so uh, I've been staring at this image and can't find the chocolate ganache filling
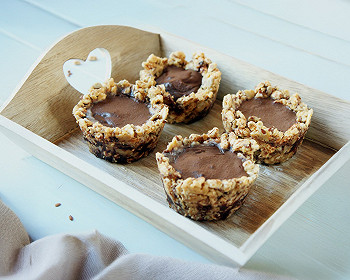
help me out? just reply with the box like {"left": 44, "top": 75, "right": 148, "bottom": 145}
{"left": 87, "top": 95, "right": 151, "bottom": 127}
{"left": 238, "top": 98, "right": 297, "bottom": 132}
{"left": 155, "top": 65, "right": 202, "bottom": 100}
{"left": 168, "top": 144, "right": 248, "bottom": 180}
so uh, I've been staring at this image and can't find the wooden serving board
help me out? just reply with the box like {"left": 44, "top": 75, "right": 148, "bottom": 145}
{"left": 1, "top": 25, "right": 350, "bottom": 267}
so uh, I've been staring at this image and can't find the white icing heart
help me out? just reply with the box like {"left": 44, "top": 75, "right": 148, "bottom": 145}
{"left": 63, "top": 48, "right": 111, "bottom": 94}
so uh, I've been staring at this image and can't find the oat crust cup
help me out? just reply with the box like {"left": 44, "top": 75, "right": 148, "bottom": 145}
{"left": 73, "top": 78, "right": 168, "bottom": 163}
{"left": 140, "top": 51, "right": 221, "bottom": 124}
{"left": 222, "top": 81, "right": 313, "bottom": 164}
{"left": 156, "top": 127, "right": 259, "bottom": 221}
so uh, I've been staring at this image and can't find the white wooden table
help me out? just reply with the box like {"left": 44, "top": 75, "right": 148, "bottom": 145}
{"left": 1, "top": 1, "right": 350, "bottom": 279}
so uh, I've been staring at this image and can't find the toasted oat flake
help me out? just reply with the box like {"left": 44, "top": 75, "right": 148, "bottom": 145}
{"left": 89, "top": 56, "right": 97, "bottom": 61}
{"left": 156, "top": 127, "right": 259, "bottom": 221}
{"left": 140, "top": 51, "right": 221, "bottom": 123}
{"left": 72, "top": 78, "right": 169, "bottom": 163}
{"left": 74, "top": 60, "right": 81, "bottom": 65}
{"left": 93, "top": 82, "right": 102, "bottom": 89}
{"left": 222, "top": 81, "right": 313, "bottom": 164}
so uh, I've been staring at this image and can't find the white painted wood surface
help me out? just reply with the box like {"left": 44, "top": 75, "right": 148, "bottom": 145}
{"left": 1, "top": 1, "right": 350, "bottom": 279}
{"left": 2, "top": 25, "right": 349, "bottom": 267}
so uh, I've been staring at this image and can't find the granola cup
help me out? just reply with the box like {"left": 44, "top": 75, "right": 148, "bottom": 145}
{"left": 140, "top": 51, "right": 221, "bottom": 123}
{"left": 222, "top": 81, "right": 313, "bottom": 164}
{"left": 156, "top": 127, "right": 259, "bottom": 221}
{"left": 73, "top": 78, "right": 168, "bottom": 163}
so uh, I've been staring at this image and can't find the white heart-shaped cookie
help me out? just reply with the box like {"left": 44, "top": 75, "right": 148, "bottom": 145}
{"left": 63, "top": 48, "right": 111, "bottom": 94}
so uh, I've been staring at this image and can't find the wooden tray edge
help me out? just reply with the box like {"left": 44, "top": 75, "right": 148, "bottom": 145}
{"left": 240, "top": 141, "right": 350, "bottom": 258}
{"left": 0, "top": 115, "right": 248, "bottom": 267}
{"left": 1, "top": 106, "right": 349, "bottom": 267}
{"left": 1, "top": 25, "right": 349, "bottom": 267}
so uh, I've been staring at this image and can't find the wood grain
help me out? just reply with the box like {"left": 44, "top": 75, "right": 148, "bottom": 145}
{"left": 0, "top": 25, "right": 160, "bottom": 143}
{"left": 160, "top": 32, "right": 350, "bottom": 150}
{"left": 56, "top": 101, "right": 335, "bottom": 247}
{"left": 0, "top": 25, "right": 349, "bottom": 265}
{"left": 2, "top": 25, "right": 349, "bottom": 148}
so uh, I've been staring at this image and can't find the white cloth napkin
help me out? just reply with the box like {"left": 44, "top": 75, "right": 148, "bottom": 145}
{"left": 0, "top": 200, "right": 294, "bottom": 280}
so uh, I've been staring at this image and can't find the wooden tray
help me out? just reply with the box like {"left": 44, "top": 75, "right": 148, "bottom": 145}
{"left": 1, "top": 25, "right": 350, "bottom": 267}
